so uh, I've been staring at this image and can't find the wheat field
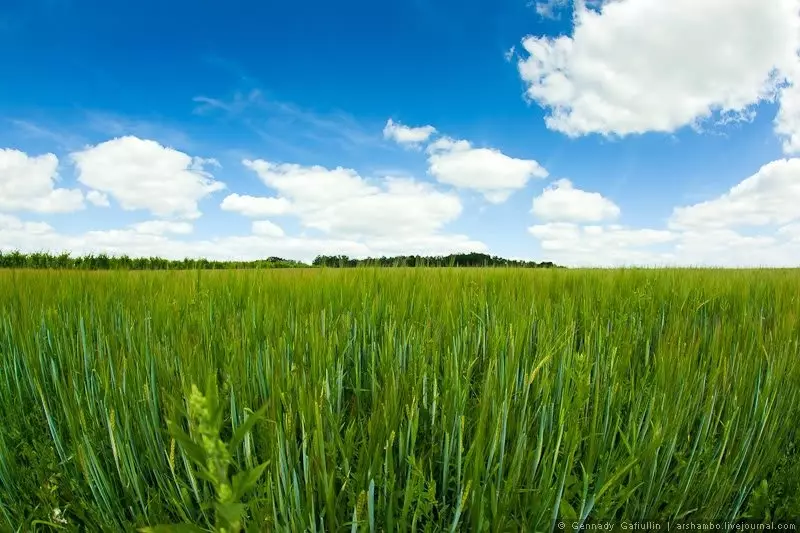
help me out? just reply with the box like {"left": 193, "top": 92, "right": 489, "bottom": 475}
{"left": 0, "top": 268, "right": 798, "bottom": 531}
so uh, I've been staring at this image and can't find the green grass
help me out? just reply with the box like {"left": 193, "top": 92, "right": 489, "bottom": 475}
{"left": 0, "top": 268, "right": 798, "bottom": 531}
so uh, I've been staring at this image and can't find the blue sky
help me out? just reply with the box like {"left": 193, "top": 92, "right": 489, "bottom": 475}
{"left": 2, "top": 0, "right": 799, "bottom": 266}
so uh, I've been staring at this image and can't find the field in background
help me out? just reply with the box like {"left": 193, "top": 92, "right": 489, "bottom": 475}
{"left": 0, "top": 268, "right": 798, "bottom": 530}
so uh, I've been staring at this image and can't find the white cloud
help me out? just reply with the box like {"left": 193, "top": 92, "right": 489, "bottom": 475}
{"left": 532, "top": 0, "right": 568, "bottom": 19}
{"left": 0, "top": 218, "right": 485, "bottom": 263}
{"left": 646, "top": 157, "right": 800, "bottom": 265}
{"left": 528, "top": 222, "right": 800, "bottom": 267}
{"left": 131, "top": 220, "right": 194, "bottom": 235}
{"left": 0, "top": 142, "right": 486, "bottom": 262}
{"left": 220, "top": 193, "right": 292, "bottom": 217}
{"left": 251, "top": 220, "right": 285, "bottom": 238}
{"left": 667, "top": 227, "right": 800, "bottom": 267}
{"left": 71, "top": 136, "right": 225, "bottom": 220}
{"left": 360, "top": 233, "right": 487, "bottom": 257}
{"left": 670, "top": 158, "right": 800, "bottom": 229}
{"left": 86, "top": 190, "right": 110, "bottom": 207}
{"left": 383, "top": 119, "right": 437, "bottom": 146}
{"left": 0, "top": 226, "right": 373, "bottom": 263}
{"left": 676, "top": 228, "right": 776, "bottom": 254}
{"left": 532, "top": 178, "right": 620, "bottom": 222}
{"left": 526, "top": 158, "right": 800, "bottom": 266}
{"left": 242, "top": 159, "right": 465, "bottom": 239}
{"left": 775, "top": 81, "right": 800, "bottom": 154}
{"left": 0, "top": 149, "right": 84, "bottom": 213}
{"left": 779, "top": 223, "right": 800, "bottom": 242}
{"left": 426, "top": 137, "right": 548, "bottom": 203}
{"left": 0, "top": 214, "right": 57, "bottom": 254}
{"left": 516, "top": 0, "right": 800, "bottom": 145}
{"left": 528, "top": 222, "right": 678, "bottom": 266}
{"left": 0, "top": 214, "right": 54, "bottom": 237}
{"left": 529, "top": 222, "right": 675, "bottom": 250}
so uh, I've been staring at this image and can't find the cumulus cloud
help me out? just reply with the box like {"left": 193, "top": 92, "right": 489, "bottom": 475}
{"left": 529, "top": 222, "right": 675, "bottom": 251}
{"left": 532, "top": 0, "right": 569, "bottom": 19}
{"left": 426, "top": 137, "right": 548, "bottom": 203}
{"left": 0, "top": 214, "right": 54, "bottom": 237}
{"left": 527, "top": 220, "right": 800, "bottom": 267}
{"left": 0, "top": 135, "right": 486, "bottom": 262}
{"left": 379, "top": 119, "right": 548, "bottom": 203}
{"left": 251, "top": 220, "right": 285, "bottom": 238}
{"left": 86, "top": 190, "right": 110, "bottom": 207}
{"left": 516, "top": 0, "right": 800, "bottom": 148}
{"left": 0, "top": 219, "right": 485, "bottom": 263}
{"left": 71, "top": 136, "right": 225, "bottom": 219}
{"left": 776, "top": 82, "right": 800, "bottom": 154}
{"left": 0, "top": 214, "right": 57, "bottom": 254}
{"left": 0, "top": 222, "right": 371, "bottom": 261}
{"left": 0, "top": 149, "right": 84, "bottom": 213}
{"left": 526, "top": 157, "right": 800, "bottom": 266}
{"left": 676, "top": 228, "right": 777, "bottom": 255}
{"left": 778, "top": 223, "right": 800, "bottom": 242}
{"left": 668, "top": 227, "right": 800, "bottom": 267}
{"left": 130, "top": 220, "right": 194, "bottom": 235}
{"left": 669, "top": 158, "right": 800, "bottom": 230}
{"left": 242, "top": 159, "right": 465, "bottom": 238}
{"left": 532, "top": 178, "right": 620, "bottom": 222}
{"left": 383, "top": 119, "right": 437, "bottom": 146}
{"left": 220, "top": 193, "right": 292, "bottom": 217}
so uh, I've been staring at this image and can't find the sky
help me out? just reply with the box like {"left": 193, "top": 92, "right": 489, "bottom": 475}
{"left": 1, "top": 0, "right": 800, "bottom": 266}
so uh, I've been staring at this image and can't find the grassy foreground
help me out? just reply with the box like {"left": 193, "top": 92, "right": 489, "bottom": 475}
{"left": 0, "top": 268, "right": 798, "bottom": 531}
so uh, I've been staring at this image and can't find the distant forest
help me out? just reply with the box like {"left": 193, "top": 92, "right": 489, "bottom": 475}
{"left": 311, "top": 253, "right": 558, "bottom": 268}
{"left": 0, "top": 251, "right": 559, "bottom": 270}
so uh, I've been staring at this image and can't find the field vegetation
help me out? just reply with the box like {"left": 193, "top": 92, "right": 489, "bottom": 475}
{"left": 0, "top": 267, "right": 798, "bottom": 531}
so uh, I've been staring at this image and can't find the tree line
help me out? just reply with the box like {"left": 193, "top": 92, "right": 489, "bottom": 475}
{"left": 311, "top": 252, "right": 558, "bottom": 268}
{"left": 0, "top": 251, "right": 304, "bottom": 270}
{"left": 0, "top": 251, "right": 559, "bottom": 270}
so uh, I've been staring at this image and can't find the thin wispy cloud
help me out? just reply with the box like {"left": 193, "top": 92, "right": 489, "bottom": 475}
{"left": 193, "top": 87, "right": 387, "bottom": 153}
{"left": 9, "top": 119, "right": 87, "bottom": 150}
{"left": 192, "top": 90, "right": 264, "bottom": 116}
{"left": 84, "top": 112, "right": 196, "bottom": 151}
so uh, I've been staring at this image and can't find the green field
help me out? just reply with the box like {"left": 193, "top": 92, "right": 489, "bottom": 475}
{"left": 1, "top": 268, "right": 798, "bottom": 531}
